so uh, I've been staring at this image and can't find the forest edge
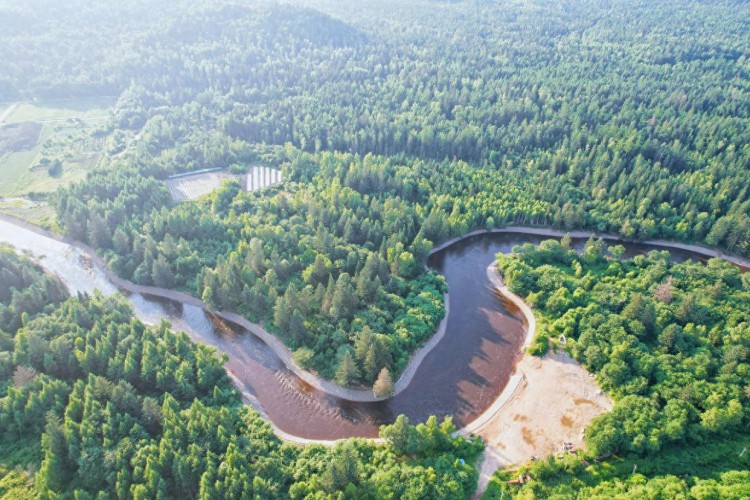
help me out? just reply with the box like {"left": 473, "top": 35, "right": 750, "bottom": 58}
{"left": 1, "top": 213, "right": 748, "bottom": 447}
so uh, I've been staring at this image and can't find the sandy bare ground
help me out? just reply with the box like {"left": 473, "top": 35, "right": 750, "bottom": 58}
{"left": 165, "top": 171, "right": 240, "bottom": 200}
{"left": 165, "top": 167, "right": 284, "bottom": 201}
{"left": 472, "top": 350, "right": 613, "bottom": 496}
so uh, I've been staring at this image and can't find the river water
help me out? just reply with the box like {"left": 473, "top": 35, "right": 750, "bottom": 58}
{"left": 0, "top": 218, "right": 742, "bottom": 440}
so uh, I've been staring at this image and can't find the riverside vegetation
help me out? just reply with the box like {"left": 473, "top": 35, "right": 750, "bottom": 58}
{"left": 36, "top": 0, "right": 748, "bottom": 388}
{"left": 0, "top": 248, "right": 482, "bottom": 498}
{"left": 485, "top": 239, "right": 750, "bottom": 498}
{"left": 2, "top": 0, "right": 750, "bottom": 496}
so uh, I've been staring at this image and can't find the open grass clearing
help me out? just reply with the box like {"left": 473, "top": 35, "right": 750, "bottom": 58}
{"left": 3, "top": 97, "right": 115, "bottom": 124}
{"left": 0, "top": 437, "right": 41, "bottom": 500}
{"left": 0, "top": 98, "right": 111, "bottom": 197}
{"left": 0, "top": 144, "right": 94, "bottom": 196}
{"left": 0, "top": 122, "right": 42, "bottom": 153}
{"left": 0, "top": 126, "right": 53, "bottom": 196}
{"left": 0, "top": 198, "right": 56, "bottom": 228}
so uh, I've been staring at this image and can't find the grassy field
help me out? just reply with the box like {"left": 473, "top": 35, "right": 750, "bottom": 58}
{"left": 0, "top": 437, "right": 40, "bottom": 500}
{"left": 0, "top": 97, "right": 113, "bottom": 197}
{"left": 0, "top": 198, "right": 56, "bottom": 228}
{"left": 3, "top": 97, "right": 113, "bottom": 124}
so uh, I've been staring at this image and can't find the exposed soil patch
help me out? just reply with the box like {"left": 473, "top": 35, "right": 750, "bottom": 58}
{"left": 0, "top": 122, "right": 42, "bottom": 153}
{"left": 473, "top": 350, "right": 612, "bottom": 497}
{"left": 165, "top": 171, "right": 240, "bottom": 201}
{"left": 521, "top": 426, "right": 535, "bottom": 446}
{"left": 560, "top": 414, "right": 574, "bottom": 428}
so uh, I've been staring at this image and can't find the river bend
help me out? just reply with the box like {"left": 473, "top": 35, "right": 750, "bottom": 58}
{"left": 1, "top": 217, "right": 747, "bottom": 440}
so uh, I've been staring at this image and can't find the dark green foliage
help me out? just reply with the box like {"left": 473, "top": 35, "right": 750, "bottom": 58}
{"left": 57, "top": 150, "right": 452, "bottom": 383}
{"left": 290, "top": 416, "right": 482, "bottom": 498}
{"left": 0, "top": 247, "right": 68, "bottom": 336}
{"left": 334, "top": 350, "right": 360, "bottom": 387}
{"left": 0, "top": 250, "right": 481, "bottom": 498}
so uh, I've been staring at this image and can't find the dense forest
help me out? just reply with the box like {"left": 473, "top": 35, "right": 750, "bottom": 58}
{"left": 0, "top": 249, "right": 481, "bottom": 498}
{"left": 488, "top": 241, "right": 750, "bottom": 497}
{"left": 2, "top": 0, "right": 750, "bottom": 496}
{"left": 2, "top": 0, "right": 747, "bottom": 252}
{"left": 29, "top": 0, "right": 745, "bottom": 383}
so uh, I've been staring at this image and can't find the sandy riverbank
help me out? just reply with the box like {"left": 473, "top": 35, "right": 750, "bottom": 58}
{"left": 0, "top": 214, "right": 404, "bottom": 398}
{"left": 472, "top": 351, "right": 613, "bottom": 496}
{"left": 467, "top": 264, "right": 613, "bottom": 497}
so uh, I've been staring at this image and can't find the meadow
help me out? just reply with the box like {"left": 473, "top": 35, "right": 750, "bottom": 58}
{"left": 0, "top": 97, "right": 113, "bottom": 197}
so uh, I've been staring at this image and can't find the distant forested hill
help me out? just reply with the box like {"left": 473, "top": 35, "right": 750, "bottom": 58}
{"left": 32, "top": 0, "right": 748, "bottom": 386}
{"left": 1, "top": 0, "right": 740, "bottom": 249}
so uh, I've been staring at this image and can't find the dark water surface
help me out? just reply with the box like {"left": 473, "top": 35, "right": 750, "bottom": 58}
{"left": 127, "top": 233, "right": 536, "bottom": 439}
{"left": 0, "top": 218, "right": 736, "bottom": 440}
{"left": 123, "top": 233, "right": 709, "bottom": 439}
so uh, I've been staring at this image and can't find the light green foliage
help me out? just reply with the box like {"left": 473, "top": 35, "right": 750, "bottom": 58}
{"left": 290, "top": 416, "right": 481, "bottom": 499}
{"left": 491, "top": 241, "right": 750, "bottom": 497}
{"left": 485, "top": 434, "right": 750, "bottom": 499}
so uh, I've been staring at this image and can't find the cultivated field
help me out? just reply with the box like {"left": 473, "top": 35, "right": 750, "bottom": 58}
{"left": 3, "top": 97, "right": 112, "bottom": 124}
{"left": 0, "top": 98, "right": 113, "bottom": 197}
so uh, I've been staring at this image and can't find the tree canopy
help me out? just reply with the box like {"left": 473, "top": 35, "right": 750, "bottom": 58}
{"left": 490, "top": 241, "right": 750, "bottom": 497}
{"left": 0, "top": 249, "right": 482, "bottom": 498}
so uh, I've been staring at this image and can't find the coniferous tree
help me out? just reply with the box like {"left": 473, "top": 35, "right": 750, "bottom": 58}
{"left": 373, "top": 367, "right": 394, "bottom": 398}
{"left": 334, "top": 350, "right": 359, "bottom": 387}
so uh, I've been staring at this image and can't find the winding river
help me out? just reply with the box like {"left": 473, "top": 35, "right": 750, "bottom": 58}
{"left": 1, "top": 216, "right": 747, "bottom": 442}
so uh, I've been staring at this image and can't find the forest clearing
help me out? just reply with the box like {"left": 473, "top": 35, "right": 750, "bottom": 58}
{"left": 0, "top": 98, "right": 111, "bottom": 197}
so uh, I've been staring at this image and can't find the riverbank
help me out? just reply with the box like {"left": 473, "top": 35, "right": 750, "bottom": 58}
{"left": 0, "top": 212, "right": 460, "bottom": 404}
{"left": 467, "top": 265, "right": 612, "bottom": 497}
{"left": 3, "top": 215, "right": 747, "bottom": 406}
{"left": 452, "top": 265, "right": 536, "bottom": 439}
{"left": 472, "top": 351, "right": 613, "bottom": 496}
{"left": 1, "top": 214, "right": 745, "bottom": 450}
{"left": 431, "top": 226, "right": 750, "bottom": 270}
{"left": 0, "top": 214, "right": 553, "bottom": 449}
